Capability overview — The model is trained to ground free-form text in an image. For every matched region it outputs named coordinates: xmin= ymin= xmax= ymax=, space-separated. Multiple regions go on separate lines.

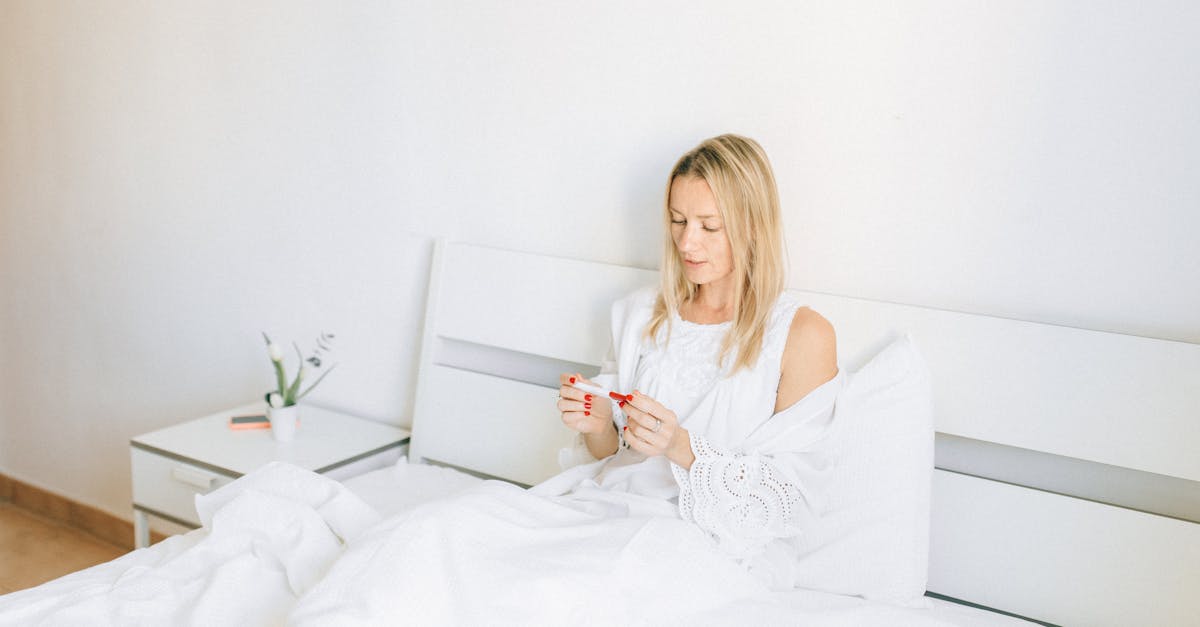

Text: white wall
xmin=1 ymin=1 xmax=1197 ymax=521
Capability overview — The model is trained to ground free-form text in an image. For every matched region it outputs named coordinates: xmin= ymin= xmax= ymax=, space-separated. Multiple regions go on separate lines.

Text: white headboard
xmin=409 ymin=240 xmax=1200 ymax=626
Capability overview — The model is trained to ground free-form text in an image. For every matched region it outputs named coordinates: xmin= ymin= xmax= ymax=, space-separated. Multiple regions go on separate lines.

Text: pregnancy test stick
xmin=569 ymin=378 xmax=632 ymax=403
xmin=568 ymin=378 xmax=633 ymax=444
xmin=571 ymin=377 xmax=638 ymax=437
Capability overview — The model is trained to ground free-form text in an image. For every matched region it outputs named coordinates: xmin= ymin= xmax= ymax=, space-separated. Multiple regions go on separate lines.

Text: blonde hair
xmin=646 ymin=134 xmax=786 ymax=373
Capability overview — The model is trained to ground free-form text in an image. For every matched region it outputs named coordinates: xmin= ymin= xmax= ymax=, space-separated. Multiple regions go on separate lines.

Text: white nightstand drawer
xmin=131 ymin=447 xmax=236 ymax=527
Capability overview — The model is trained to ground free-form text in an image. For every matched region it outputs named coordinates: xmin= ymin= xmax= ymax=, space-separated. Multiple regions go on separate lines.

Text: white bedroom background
xmin=0 ymin=1 xmax=1197 ymax=524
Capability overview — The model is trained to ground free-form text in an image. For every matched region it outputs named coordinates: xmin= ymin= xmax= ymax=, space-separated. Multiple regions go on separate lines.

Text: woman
xmin=545 ymin=133 xmax=842 ymax=584
xmin=290 ymin=135 xmax=845 ymax=625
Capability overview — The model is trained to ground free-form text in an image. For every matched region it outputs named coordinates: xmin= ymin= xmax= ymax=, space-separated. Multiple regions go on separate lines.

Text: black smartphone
xmin=228 ymin=414 xmax=270 ymax=430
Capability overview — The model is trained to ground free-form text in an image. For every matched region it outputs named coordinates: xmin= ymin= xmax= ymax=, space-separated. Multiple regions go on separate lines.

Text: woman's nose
xmin=676 ymin=226 xmax=698 ymax=251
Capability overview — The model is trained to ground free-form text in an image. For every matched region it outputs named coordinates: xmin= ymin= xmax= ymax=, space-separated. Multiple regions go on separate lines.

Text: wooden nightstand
xmin=129 ymin=403 xmax=410 ymax=548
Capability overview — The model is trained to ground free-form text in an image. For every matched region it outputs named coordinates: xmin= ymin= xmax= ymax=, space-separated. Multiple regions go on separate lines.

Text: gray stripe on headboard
xmin=923 ymin=592 xmax=1057 ymax=627
xmin=434 ymin=336 xmax=598 ymax=389
xmin=435 ymin=336 xmax=1199 ymax=523
xmin=936 ymin=433 xmax=1200 ymax=524
xmin=422 ymin=457 xmax=533 ymax=489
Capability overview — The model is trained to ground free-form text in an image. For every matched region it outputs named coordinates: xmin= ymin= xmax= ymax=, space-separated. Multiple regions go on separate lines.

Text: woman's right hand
xmin=557 ymin=373 xmax=614 ymax=435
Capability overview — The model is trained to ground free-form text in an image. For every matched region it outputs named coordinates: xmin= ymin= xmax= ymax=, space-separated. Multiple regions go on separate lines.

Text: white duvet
xmin=0 ymin=463 xmax=1026 ymax=626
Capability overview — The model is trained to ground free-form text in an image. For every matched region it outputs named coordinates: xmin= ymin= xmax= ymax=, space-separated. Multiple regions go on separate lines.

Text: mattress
xmin=342 ymin=459 xmax=1038 ymax=627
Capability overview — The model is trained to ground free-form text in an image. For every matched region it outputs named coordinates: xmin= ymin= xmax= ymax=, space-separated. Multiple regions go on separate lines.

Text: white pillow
xmin=790 ymin=333 xmax=934 ymax=607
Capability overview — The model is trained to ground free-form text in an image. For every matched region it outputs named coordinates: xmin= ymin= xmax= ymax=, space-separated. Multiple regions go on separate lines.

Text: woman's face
xmin=669 ymin=176 xmax=734 ymax=291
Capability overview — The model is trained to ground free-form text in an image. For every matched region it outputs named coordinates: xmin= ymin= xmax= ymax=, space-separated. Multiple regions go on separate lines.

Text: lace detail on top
xmin=671 ymin=432 xmax=804 ymax=560
xmin=662 ymin=313 xmax=731 ymax=402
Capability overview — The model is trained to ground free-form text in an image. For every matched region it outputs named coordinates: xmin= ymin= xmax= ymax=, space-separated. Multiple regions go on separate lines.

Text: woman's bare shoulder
xmin=774 ymin=306 xmax=839 ymax=412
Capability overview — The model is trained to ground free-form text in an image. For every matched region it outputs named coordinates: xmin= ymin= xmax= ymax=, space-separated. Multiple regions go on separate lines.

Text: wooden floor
xmin=0 ymin=501 xmax=128 ymax=594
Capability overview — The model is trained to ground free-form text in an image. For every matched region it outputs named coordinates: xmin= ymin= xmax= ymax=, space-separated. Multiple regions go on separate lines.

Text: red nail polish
xmin=584 ymin=403 xmax=591 ymax=409
xmin=623 ymin=426 xmax=628 ymax=431
xmin=625 ymin=394 xmax=634 ymax=402
xmin=618 ymin=400 xmax=626 ymax=408
xmin=585 ymin=394 xmax=592 ymax=401
xmin=569 ymin=377 xmax=576 ymax=384
xmin=584 ymin=411 xmax=590 ymax=416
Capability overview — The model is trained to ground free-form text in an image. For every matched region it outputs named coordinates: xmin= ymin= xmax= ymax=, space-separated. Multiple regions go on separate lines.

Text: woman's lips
xmin=685 ymin=260 xmax=705 ymax=267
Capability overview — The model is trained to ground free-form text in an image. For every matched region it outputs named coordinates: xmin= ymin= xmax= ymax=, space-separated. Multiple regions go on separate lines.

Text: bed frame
xmin=409 ymin=240 xmax=1199 ymax=626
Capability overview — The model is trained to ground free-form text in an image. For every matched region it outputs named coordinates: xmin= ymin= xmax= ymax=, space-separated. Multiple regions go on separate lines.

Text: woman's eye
xmin=671 ymin=219 xmax=686 ymax=225
xmin=703 ymin=225 xmax=721 ymax=232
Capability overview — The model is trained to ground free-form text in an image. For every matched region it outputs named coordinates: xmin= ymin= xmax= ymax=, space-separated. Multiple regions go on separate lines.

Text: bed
xmin=1 ymin=240 xmax=1196 ymax=626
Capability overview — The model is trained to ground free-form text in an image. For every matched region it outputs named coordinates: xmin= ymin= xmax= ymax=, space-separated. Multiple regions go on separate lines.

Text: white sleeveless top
xmin=533 ymin=287 xmax=846 ymax=588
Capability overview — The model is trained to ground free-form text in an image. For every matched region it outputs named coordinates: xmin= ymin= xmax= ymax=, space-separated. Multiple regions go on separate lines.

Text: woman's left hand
xmin=621 ymin=390 xmax=695 ymax=469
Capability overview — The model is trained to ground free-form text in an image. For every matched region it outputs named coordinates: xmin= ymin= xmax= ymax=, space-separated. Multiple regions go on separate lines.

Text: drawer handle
xmin=171 ymin=466 xmax=217 ymax=490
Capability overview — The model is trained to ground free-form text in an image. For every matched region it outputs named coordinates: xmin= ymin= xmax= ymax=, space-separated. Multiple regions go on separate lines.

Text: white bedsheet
xmin=0 ymin=460 xmax=1036 ymax=626
xmin=340 ymin=460 xmax=1037 ymax=627
xmin=0 ymin=463 xmax=376 ymax=626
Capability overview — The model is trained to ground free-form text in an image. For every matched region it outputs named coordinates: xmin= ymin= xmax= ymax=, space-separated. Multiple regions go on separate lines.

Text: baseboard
xmin=0 ymin=472 xmax=165 ymax=550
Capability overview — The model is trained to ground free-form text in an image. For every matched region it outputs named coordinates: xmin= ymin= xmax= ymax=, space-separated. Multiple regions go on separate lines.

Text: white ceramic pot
xmin=268 ymin=404 xmax=299 ymax=443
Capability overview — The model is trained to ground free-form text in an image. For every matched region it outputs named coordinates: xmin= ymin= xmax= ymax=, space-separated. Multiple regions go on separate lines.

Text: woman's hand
xmin=557 ymin=373 xmax=613 ymax=434
xmin=558 ymin=373 xmax=618 ymax=458
xmin=622 ymin=390 xmax=696 ymax=469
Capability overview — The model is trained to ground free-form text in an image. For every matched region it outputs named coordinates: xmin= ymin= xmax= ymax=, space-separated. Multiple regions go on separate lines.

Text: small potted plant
xmin=262 ymin=331 xmax=337 ymax=442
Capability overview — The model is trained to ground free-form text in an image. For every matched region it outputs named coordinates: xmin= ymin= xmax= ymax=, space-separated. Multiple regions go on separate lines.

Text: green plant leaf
xmin=296 ymin=364 xmax=338 ymax=401
xmin=283 ymin=342 xmax=307 ymax=404
xmin=273 ymin=359 xmax=288 ymax=400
